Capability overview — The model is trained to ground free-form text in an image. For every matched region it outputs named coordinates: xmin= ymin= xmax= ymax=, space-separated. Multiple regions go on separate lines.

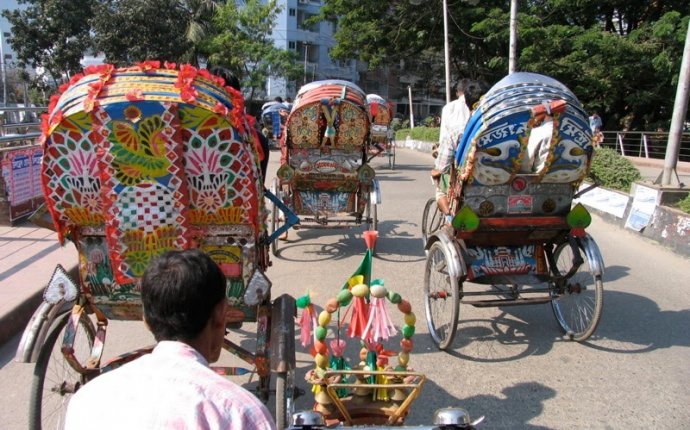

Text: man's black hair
xmin=274 ymin=96 xmax=283 ymax=103
xmin=141 ymin=249 xmax=226 ymax=342
xmin=463 ymin=80 xmax=488 ymax=110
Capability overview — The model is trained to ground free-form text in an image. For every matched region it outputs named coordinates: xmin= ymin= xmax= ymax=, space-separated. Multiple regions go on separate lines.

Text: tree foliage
xmin=320 ymin=0 xmax=690 ymax=131
xmin=202 ymin=0 xmax=301 ymax=102
xmin=90 ymin=0 xmax=193 ymax=66
xmin=1 ymin=0 xmax=94 ymax=88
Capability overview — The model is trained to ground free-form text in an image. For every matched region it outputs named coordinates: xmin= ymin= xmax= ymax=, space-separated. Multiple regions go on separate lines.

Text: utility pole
xmin=303 ymin=43 xmax=310 ymax=84
xmin=657 ymin=20 xmax=690 ymax=187
xmin=0 ymin=30 xmax=7 ymax=106
xmin=408 ymin=85 xmax=415 ymax=129
xmin=508 ymin=0 xmax=518 ymax=74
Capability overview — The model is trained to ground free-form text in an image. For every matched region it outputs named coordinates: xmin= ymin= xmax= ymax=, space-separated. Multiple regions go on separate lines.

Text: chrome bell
xmin=290 ymin=410 xmax=325 ymax=429
xmin=433 ymin=407 xmax=485 ymax=428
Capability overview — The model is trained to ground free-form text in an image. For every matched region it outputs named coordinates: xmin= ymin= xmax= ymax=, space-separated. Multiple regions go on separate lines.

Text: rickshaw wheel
xmin=270 ymin=177 xmax=283 ymax=257
xmin=421 ymin=197 xmax=444 ymax=247
xmin=275 ymin=369 xmax=295 ymax=430
xmin=424 ymin=241 xmax=460 ymax=350
xmin=30 ymin=311 xmax=95 ymax=430
xmin=550 ymin=239 xmax=604 ymax=341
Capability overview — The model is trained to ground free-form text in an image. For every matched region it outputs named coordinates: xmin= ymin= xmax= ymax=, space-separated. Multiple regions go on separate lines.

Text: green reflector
xmin=452 ymin=206 xmax=480 ymax=232
xmin=567 ymin=203 xmax=592 ymax=228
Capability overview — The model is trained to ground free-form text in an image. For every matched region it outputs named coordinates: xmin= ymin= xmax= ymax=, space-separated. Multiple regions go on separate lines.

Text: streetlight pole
xmin=442 ymin=0 xmax=451 ymax=104
xmin=508 ymin=0 xmax=518 ymax=74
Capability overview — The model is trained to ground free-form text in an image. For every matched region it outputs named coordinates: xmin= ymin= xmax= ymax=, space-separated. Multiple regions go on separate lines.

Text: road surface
xmin=1 ymin=147 xmax=689 ymax=429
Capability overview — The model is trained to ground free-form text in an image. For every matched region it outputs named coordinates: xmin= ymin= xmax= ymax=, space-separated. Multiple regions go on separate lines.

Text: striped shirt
xmin=435 ymin=95 xmax=471 ymax=173
xmin=66 ymin=341 xmax=276 ymax=430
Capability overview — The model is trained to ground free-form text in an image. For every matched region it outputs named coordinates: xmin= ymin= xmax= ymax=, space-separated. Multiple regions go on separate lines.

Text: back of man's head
xmin=463 ymin=80 xmax=487 ymax=110
xmin=208 ymin=66 xmax=241 ymax=92
xmin=141 ymin=249 xmax=226 ymax=342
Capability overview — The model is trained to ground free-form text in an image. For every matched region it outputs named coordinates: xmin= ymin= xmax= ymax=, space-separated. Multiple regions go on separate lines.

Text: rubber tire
xmin=421 ymin=197 xmax=443 ymax=247
xmin=550 ymin=239 xmax=604 ymax=341
xmin=275 ymin=370 xmax=295 ymax=430
xmin=424 ymin=241 xmax=460 ymax=350
xmin=30 ymin=312 xmax=95 ymax=430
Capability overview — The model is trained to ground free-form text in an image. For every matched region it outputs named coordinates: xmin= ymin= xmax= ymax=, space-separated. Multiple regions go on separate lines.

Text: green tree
xmin=203 ymin=0 xmax=301 ymax=102
xmin=91 ymin=0 xmax=192 ymax=66
xmin=1 ymin=0 xmax=94 ymax=88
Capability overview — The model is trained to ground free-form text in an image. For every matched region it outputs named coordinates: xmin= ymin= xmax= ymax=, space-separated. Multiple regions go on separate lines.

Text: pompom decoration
xmin=296 ymin=292 xmax=318 ymax=348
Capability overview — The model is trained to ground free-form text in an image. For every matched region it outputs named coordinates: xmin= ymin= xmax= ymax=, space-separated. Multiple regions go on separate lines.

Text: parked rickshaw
xmin=15 ymin=63 xmax=296 ymax=429
xmin=262 ymin=101 xmax=290 ymax=148
xmin=422 ymin=72 xmax=604 ymax=350
xmin=365 ymin=94 xmax=395 ymax=169
xmin=270 ymin=80 xmax=380 ymax=256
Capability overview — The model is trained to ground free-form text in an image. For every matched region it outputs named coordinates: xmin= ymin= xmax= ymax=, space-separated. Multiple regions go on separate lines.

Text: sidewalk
xmin=0 ymin=224 xmax=78 ymax=346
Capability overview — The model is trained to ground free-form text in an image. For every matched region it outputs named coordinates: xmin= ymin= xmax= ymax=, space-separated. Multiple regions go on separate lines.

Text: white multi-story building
xmin=1 ymin=0 xmax=27 ymax=106
xmin=267 ymin=0 xmax=358 ymax=99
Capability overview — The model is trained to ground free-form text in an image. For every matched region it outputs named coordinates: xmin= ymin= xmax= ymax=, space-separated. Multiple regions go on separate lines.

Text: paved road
xmin=1 ymin=147 xmax=689 ymax=429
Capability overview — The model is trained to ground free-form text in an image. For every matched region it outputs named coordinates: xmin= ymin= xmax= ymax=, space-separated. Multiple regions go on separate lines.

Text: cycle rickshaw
xmin=262 ymin=100 xmax=290 ymax=149
xmin=15 ymin=63 xmax=296 ymax=429
xmin=365 ymin=94 xmax=395 ymax=169
xmin=270 ymin=80 xmax=380 ymax=256
xmin=422 ymin=72 xmax=604 ymax=350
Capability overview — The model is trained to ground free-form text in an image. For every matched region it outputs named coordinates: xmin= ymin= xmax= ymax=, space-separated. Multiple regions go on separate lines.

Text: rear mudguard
xmin=424 ymin=227 xmax=468 ymax=281
xmin=270 ymin=294 xmax=296 ymax=373
xmin=15 ymin=264 xmax=81 ymax=363
xmin=580 ymin=233 xmax=605 ymax=277
xmin=15 ymin=300 xmax=70 ymax=363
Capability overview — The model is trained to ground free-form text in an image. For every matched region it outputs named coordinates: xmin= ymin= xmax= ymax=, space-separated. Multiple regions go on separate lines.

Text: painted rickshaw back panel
xmin=40 ymin=64 xmax=265 ymax=320
xmin=449 ymin=72 xmax=595 ymax=284
xmin=281 ymin=80 xmax=373 ymax=217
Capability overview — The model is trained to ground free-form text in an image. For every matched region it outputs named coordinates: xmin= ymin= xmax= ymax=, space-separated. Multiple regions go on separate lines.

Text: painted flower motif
xmin=164 ymin=61 xmax=177 ymax=70
xmin=82 ymin=193 xmax=102 ymax=213
xmin=123 ymin=105 xmax=142 ymax=123
xmin=195 ymin=189 xmax=223 ymax=212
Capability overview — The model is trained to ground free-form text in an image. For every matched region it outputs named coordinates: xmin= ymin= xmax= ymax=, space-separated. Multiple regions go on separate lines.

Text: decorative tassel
xmin=362 ymin=280 xmax=397 ymax=342
xmin=329 ymin=339 xmax=350 ymax=398
xmin=373 ymin=358 xmax=390 ymax=402
xmin=296 ymin=292 xmax=318 ymax=347
xmin=346 ymin=279 xmax=369 ymax=339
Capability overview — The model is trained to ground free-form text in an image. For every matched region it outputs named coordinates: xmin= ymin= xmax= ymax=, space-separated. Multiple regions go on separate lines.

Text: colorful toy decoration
xmin=300 ymin=234 xmax=425 ymax=426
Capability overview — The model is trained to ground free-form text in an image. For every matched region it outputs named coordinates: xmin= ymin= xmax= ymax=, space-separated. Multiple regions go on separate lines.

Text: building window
xmin=288 ymin=41 xmax=296 ymax=50
xmin=297 ymin=10 xmax=319 ymax=32
xmin=4 ymin=54 xmax=12 ymax=60
xmin=3 ymin=32 xmax=10 ymax=38
xmin=289 ymin=8 xmax=295 ymax=17
xmin=296 ymin=42 xmax=319 ymax=63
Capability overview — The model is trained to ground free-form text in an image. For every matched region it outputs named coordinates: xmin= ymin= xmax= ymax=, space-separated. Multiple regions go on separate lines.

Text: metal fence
xmin=599 ymin=130 xmax=690 ymax=162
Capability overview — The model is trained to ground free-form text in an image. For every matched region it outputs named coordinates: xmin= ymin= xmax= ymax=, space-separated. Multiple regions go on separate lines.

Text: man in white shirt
xmin=433 ymin=79 xmax=485 ymax=217
xmin=65 ymin=249 xmax=276 ymax=430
